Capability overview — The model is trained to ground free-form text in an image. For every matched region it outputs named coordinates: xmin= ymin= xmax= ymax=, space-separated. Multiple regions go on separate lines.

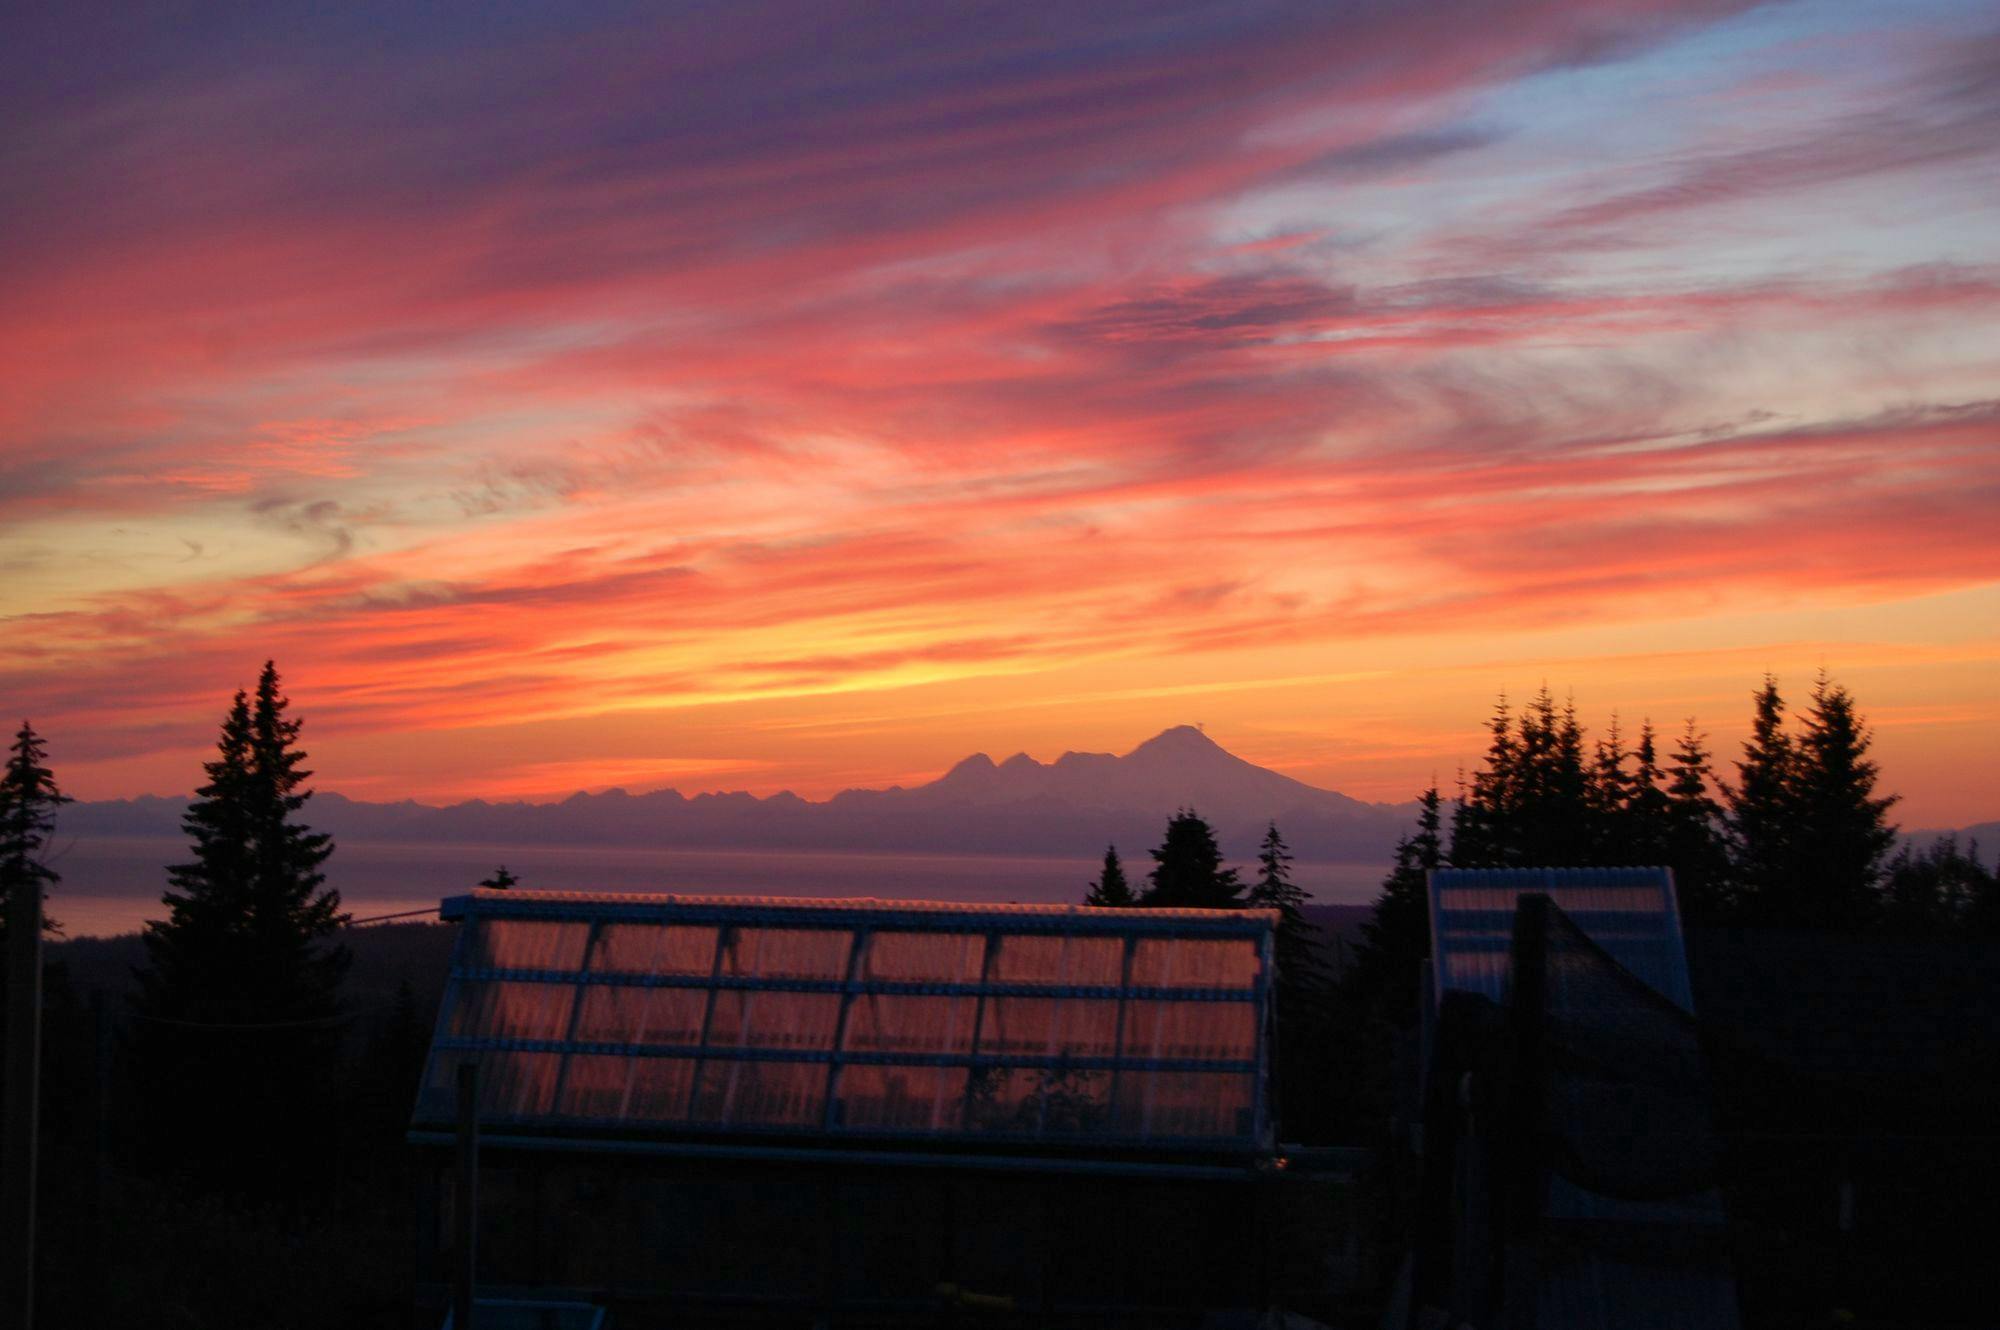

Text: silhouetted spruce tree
xmin=1585 ymin=716 xmax=1635 ymax=862
xmin=1248 ymin=822 xmax=1324 ymax=989
xmin=135 ymin=661 xmax=349 ymax=1191
xmin=0 ymin=721 xmax=68 ymax=952
xmin=1449 ymin=688 xmax=1595 ymax=867
xmin=1624 ymin=722 xmax=1674 ymax=865
xmin=1329 ymin=787 xmax=1443 ymax=1140
xmin=479 ymin=865 xmax=520 ymax=890
xmin=1345 ymin=787 xmax=1442 ymax=1026
xmin=1248 ymin=821 xmax=1330 ymax=1138
xmin=1 ymin=722 xmax=68 ymax=1057
xmin=1449 ymin=699 xmax=1515 ymax=864
xmin=1725 ymin=675 xmax=1800 ymax=924
xmin=1663 ymin=720 xmax=1732 ymax=923
xmin=1142 ymin=809 xmax=1242 ymax=908
xmin=1881 ymin=836 xmax=1995 ymax=936
xmin=1959 ymin=842 xmax=2000 ymax=939
xmin=1520 ymin=690 xmax=1590 ymax=864
xmin=1083 ymin=845 xmax=1134 ymax=907
xmin=1788 ymin=673 xmax=1897 ymax=931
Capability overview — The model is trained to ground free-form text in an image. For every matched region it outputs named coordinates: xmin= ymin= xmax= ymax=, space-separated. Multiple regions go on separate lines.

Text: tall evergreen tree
xmin=1325 ymin=787 xmax=1443 ymax=1141
xmin=1247 ymin=822 xmax=1323 ymax=989
xmin=1788 ymin=672 xmax=1898 ymax=931
xmin=1881 ymin=836 xmax=1995 ymax=936
xmin=1 ymin=722 xmax=68 ymax=1067
xmin=135 ymin=662 xmax=349 ymax=1191
xmin=1142 ymin=809 xmax=1242 ymax=908
xmin=1960 ymin=842 xmax=2000 ymax=939
xmin=1247 ymin=821 xmax=1331 ymax=1139
xmin=1725 ymin=675 xmax=1800 ymax=924
xmin=1585 ymin=716 xmax=1635 ymax=862
xmin=0 ymin=721 xmax=68 ymax=950
xmin=1083 ymin=845 xmax=1134 ymax=907
xmin=1663 ymin=720 xmax=1732 ymax=923
xmin=1449 ymin=699 xmax=1515 ymax=865
xmin=142 ymin=663 xmax=347 ymax=1023
xmin=1545 ymin=693 xmax=1591 ymax=855
xmin=1346 ymin=787 xmax=1442 ymax=1024
xmin=1624 ymin=721 xmax=1674 ymax=865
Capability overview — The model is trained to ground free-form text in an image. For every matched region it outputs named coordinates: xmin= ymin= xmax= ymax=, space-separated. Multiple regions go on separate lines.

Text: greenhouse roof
xmin=1427 ymin=867 xmax=1694 ymax=1012
xmin=413 ymin=890 xmax=1277 ymax=1156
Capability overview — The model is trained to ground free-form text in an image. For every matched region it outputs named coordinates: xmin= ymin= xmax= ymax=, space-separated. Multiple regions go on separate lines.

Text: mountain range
xmin=62 ymin=725 xmax=1419 ymax=862
xmin=61 ymin=724 xmax=1995 ymax=867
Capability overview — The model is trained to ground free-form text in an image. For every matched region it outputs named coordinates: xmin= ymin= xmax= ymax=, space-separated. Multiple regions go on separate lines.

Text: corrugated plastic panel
xmin=415 ymin=890 xmax=1275 ymax=1150
xmin=1428 ymin=867 xmax=1694 ymax=1012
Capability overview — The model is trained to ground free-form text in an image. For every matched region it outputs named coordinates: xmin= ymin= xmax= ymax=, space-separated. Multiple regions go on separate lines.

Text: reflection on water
xmin=43 ymin=835 xmax=1387 ymax=937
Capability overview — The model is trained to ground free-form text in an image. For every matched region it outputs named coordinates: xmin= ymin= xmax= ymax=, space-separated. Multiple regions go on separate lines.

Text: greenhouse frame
xmin=412 ymin=889 xmax=1279 ymax=1159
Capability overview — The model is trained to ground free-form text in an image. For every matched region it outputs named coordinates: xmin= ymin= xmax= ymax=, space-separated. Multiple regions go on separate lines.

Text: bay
xmin=42 ymin=835 xmax=1388 ymax=937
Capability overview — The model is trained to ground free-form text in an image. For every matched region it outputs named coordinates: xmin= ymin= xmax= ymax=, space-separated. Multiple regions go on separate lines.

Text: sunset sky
xmin=5 ymin=1 xmax=1998 ymax=827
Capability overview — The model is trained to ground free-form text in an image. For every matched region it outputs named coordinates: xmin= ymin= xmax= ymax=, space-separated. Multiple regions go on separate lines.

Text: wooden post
xmin=452 ymin=1060 xmax=480 ymax=1330
xmin=3 ymin=879 xmax=44 ymax=1330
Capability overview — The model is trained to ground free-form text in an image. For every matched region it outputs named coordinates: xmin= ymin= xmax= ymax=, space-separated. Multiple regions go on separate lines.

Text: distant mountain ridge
xmin=62 ymin=726 xmax=1418 ymax=862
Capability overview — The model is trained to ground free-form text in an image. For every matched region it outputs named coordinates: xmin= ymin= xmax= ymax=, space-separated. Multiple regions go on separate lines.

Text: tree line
xmin=1073 ymin=672 xmax=1997 ymax=1140
xmin=1343 ymin=673 xmax=1997 ymax=1029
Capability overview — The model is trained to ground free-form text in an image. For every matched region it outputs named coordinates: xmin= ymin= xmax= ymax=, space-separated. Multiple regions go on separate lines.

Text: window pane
xmin=964 ymin=1066 xmax=1110 ymax=1136
xmin=450 ymin=980 xmax=575 ymax=1041
xmin=1060 ymin=935 xmax=1125 ymax=986
xmin=586 ymin=923 xmax=723 ymax=976
xmin=1118 ymin=1070 xmax=1251 ymax=1139
xmin=1055 ymin=998 xmax=1121 ymax=1057
xmin=991 ymin=935 xmax=1063 ymax=984
xmin=862 ymin=932 xmax=986 ymax=984
xmin=979 ymin=996 xmax=1058 ymax=1055
xmin=837 ymin=1065 xmax=968 ymax=1131
xmin=842 ymin=994 xmax=976 ymax=1055
xmin=626 ymin=1056 xmax=697 ymax=1122
xmin=705 ymin=991 xmax=842 ymax=1050
xmin=1124 ymin=1000 xmax=1257 ymax=1061
xmin=479 ymin=1050 xmax=564 ymax=1118
xmin=1130 ymin=938 xmax=1260 ymax=990
xmin=692 ymin=1059 xmax=827 ymax=1127
xmin=574 ymin=985 xmax=708 ymax=1045
xmin=558 ymin=1053 xmax=632 ymax=1118
xmin=723 ymin=927 xmax=853 ymax=980
xmin=471 ymin=920 xmax=591 ymax=972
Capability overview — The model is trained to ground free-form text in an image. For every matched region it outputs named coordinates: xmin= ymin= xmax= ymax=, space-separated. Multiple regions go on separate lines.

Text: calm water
xmin=43 ymin=835 xmax=1388 ymax=937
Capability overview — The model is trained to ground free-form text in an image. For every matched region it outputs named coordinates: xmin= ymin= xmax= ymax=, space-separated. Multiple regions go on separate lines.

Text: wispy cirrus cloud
xmin=4 ymin=0 xmax=1998 ymax=821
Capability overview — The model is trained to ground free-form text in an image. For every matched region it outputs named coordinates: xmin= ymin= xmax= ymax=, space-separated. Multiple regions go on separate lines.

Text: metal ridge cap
xmin=447 ymin=889 xmax=1278 ymax=923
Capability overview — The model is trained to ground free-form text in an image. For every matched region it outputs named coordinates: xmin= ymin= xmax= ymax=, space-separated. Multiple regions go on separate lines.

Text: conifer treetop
xmin=142 ymin=662 xmax=348 ymax=1022
xmin=1083 ymin=844 xmax=1134 ymax=908
xmin=1 ymin=720 xmax=70 ymax=938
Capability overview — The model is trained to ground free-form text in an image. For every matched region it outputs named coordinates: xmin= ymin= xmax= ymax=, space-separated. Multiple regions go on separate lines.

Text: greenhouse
xmin=412 ymin=890 xmax=1277 ymax=1156
xmin=1426 ymin=865 xmax=1695 ymax=1011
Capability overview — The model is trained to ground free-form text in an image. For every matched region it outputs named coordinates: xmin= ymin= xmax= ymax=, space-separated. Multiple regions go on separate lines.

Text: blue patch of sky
xmin=1205 ymin=0 xmax=1998 ymax=377
xmin=1452 ymin=0 xmax=1991 ymax=283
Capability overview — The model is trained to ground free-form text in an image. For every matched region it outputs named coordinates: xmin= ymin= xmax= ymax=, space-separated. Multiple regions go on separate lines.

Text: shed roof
xmin=1427 ymin=867 xmax=1694 ymax=1012
xmin=413 ymin=890 xmax=1276 ymax=1155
